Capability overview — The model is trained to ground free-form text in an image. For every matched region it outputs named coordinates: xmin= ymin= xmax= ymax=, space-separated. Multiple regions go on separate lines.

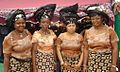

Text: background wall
xmin=0 ymin=0 xmax=110 ymax=9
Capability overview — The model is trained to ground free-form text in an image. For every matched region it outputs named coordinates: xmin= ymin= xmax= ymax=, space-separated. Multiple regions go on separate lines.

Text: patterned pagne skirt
xmin=35 ymin=50 xmax=55 ymax=72
xmin=9 ymin=56 xmax=31 ymax=72
xmin=88 ymin=49 xmax=112 ymax=72
xmin=61 ymin=52 xmax=81 ymax=72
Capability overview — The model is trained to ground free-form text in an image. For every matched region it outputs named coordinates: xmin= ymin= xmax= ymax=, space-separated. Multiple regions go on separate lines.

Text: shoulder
xmin=32 ymin=30 xmax=40 ymax=43
xmin=76 ymin=33 xmax=83 ymax=41
xmin=32 ymin=30 xmax=41 ymax=38
xmin=49 ymin=29 xmax=54 ymax=32
xmin=107 ymin=27 xmax=116 ymax=35
xmin=49 ymin=29 xmax=55 ymax=35
xmin=4 ymin=31 xmax=14 ymax=39
xmin=3 ymin=31 xmax=15 ymax=45
xmin=85 ymin=27 xmax=93 ymax=33
xmin=49 ymin=29 xmax=57 ymax=39
xmin=33 ymin=30 xmax=39 ymax=35
xmin=58 ymin=32 xmax=66 ymax=40
xmin=84 ymin=29 xmax=91 ymax=35
xmin=58 ymin=32 xmax=66 ymax=37
xmin=75 ymin=33 xmax=82 ymax=37
xmin=78 ymin=33 xmax=83 ymax=38
xmin=24 ymin=29 xmax=32 ymax=36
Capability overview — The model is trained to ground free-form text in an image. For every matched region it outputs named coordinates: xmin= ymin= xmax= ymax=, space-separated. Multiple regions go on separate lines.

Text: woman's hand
xmin=54 ymin=62 xmax=57 ymax=71
xmin=33 ymin=67 xmax=37 ymax=72
xmin=83 ymin=65 xmax=87 ymax=72
xmin=61 ymin=61 xmax=70 ymax=68
xmin=60 ymin=61 xmax=64 ymax=66
xmin=110 ymin=67 xmax=116 ymax=72
xmin=74 ymin=64 xmax=81 ymax=69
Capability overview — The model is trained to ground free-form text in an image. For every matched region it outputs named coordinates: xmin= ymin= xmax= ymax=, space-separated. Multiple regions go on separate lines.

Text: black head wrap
xmin=86 ymin=10 xmax=110 ymax=26
xmin=34 ymin=4 xmax=56 ymax=22
xmin=59 ymin=4 xmax=79 ymax=25
xmin=6 ymin=9 xmax=26 ymax=31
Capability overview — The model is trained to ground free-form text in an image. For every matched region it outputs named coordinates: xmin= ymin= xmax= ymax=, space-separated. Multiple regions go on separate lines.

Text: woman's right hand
xmin=33 ymin=67 xmax=37 ymax=72
xmin=83 ymin=65 xmax=88 ymax=72
xmin=60 ymin=61 xmax=64 ymax=66
xmin=61 ymin=61 xmax=71 ymax=69
xmin=61 ymin=61 xmax=68 ymax=67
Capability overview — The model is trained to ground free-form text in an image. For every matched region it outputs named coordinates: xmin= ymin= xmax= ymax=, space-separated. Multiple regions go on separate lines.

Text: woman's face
xmin=66 ymin=23 xmax=76 ymax=34
xmin=40 ymin=18 xmax=50 ymax=30
xmin=91 ymin=15 xmax=103 ymax=27
xmin=14 ymin=18 xmax=26 ymax=32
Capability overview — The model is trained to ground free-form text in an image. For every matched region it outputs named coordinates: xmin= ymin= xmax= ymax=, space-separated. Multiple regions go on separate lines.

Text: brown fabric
xmin=35 ymin=50 xmax=55 ymax=72
xmin=9 ymin=56 xmax=32 ymax=72
xmin=87 ymin=49 xmax=112 ymax=72
xmin=61 ymin=52 xmax=82 ymax=72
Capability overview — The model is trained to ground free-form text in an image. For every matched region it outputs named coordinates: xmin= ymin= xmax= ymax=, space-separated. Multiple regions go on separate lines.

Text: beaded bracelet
xmin=111 ymin=65 xmax=116 ymax=68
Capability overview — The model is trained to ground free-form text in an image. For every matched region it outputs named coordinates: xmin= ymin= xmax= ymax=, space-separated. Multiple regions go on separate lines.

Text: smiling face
xmin=91 ymin=15 xmax=103 ymax=27
xmin=66 ymin=23 xmax=76 ymax=34
xmin=14 ymin=18 xmax=26 ymax=32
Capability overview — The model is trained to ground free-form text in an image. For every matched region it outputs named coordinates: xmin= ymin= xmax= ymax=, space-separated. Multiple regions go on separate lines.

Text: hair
xmin=64 ymin=17 xmax=78 ymax=26
xmin=40 ymin=13 xmax=51 ymax=22
xmin=6 ymin=9 xmax=26 ymax=31
xmin=86 ymin=10 xmax=110 ymax=26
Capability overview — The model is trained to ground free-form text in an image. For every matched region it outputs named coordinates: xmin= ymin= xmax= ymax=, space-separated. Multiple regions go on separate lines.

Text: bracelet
xmin=83 ymin=64 xmax=87 ymax=67
xmin=111 ymin=65 xmax=116 ymax=68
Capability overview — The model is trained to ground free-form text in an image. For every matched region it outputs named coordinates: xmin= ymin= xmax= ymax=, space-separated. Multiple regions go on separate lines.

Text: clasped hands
xmin=61 ymin=61 xmax=81 ymax=70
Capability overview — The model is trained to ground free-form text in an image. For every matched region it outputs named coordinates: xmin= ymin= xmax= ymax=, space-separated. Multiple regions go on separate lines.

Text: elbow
xmin=113 ymin=47 xmax=118 ymax=53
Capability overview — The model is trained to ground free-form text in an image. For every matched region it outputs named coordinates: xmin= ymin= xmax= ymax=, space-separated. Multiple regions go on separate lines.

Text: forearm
xmin=32 ymin=44 xmax=37 ymax=69
xmin=4 ymin=54 xmax=10 ymax=72
xmin=111 ymin=41 xmax=118 ymax=66
xmin=32 ymin=52 xmax=36 ymax=69
xmin=78 ymin=52 xmax=83 ymax=66
xmin=53 ymin=45 xmax=57 ymax=62
xmin=83 ymin=48 xmax=88 ymax=66
xmin=57 ymin=46 xmax=64 ymax=64
xmin=112 ymin=47 xmax=118 ymax=66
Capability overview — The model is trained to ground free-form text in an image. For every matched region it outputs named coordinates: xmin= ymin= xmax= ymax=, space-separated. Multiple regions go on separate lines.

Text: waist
xmin=37 ymin=46 xmax=53 ymax=53
xmin=89 ymin=47 xmax=112 ymax=53
xmin=61 ymin=48 xmax=81 ymax=57
xmin=61 ymin=47 xmax=81 ymax=51
xmin=11 ymin=53 xmax=31 ymax=60
xmin=10 ymin=56 xmax=31 ymax=62
xmin=89 ymin=42 xmax=111 ymax=48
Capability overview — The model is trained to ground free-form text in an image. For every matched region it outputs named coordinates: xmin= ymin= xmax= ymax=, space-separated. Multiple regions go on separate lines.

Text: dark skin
xmin=83 ymin=15 xmax=118 ymax=72
xmin=57 ymin=23 xmax=83 ymax=71
xmin=32 ymin=18 xmax=57 ymax=72
xmin=4 ymin=18 xmax=30 ymax=72
xmin=32 ymin=18 xmax=51 ymax=72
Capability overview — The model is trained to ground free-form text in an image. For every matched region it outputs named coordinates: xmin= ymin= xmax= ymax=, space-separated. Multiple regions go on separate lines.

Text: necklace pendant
xmin=19 ymin=34 xmax=23 ymax=38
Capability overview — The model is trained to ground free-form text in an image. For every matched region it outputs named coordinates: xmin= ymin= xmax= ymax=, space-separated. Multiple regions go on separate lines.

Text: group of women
xmin=3 ymin=4 xmax=118 ymax=72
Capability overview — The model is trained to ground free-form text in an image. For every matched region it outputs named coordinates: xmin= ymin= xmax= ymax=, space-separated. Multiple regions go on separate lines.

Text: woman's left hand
xmin=74 ymin=64 xmax=80 ymax=69
xmin=54 ymin=63 xmax=57 ymax=70
xmin=110 ymin=67 xmax=116 ymax=72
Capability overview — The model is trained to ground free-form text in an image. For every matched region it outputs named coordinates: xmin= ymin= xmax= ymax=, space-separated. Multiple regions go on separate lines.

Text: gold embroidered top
xmin=3 ymin=29 xmax=32 ymax=59
xmin=32 ymin=29 xmax=56 ymax=53
xmin=58 ymin=32 xmax=83 ymax=57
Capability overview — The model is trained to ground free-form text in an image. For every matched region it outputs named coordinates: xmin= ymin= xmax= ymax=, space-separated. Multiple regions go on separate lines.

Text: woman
xmin=3 ymin=9 xmax=32 ymax=72
xmin=113 ymin=2 xmax=120 ymax=70
xmin=83 ymin=10 xmax=118 ymax=72
xmin=32 ymin=4 xmax=57 ymax=72
xmin=56 ymin=4 xmax=83 ymax=72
